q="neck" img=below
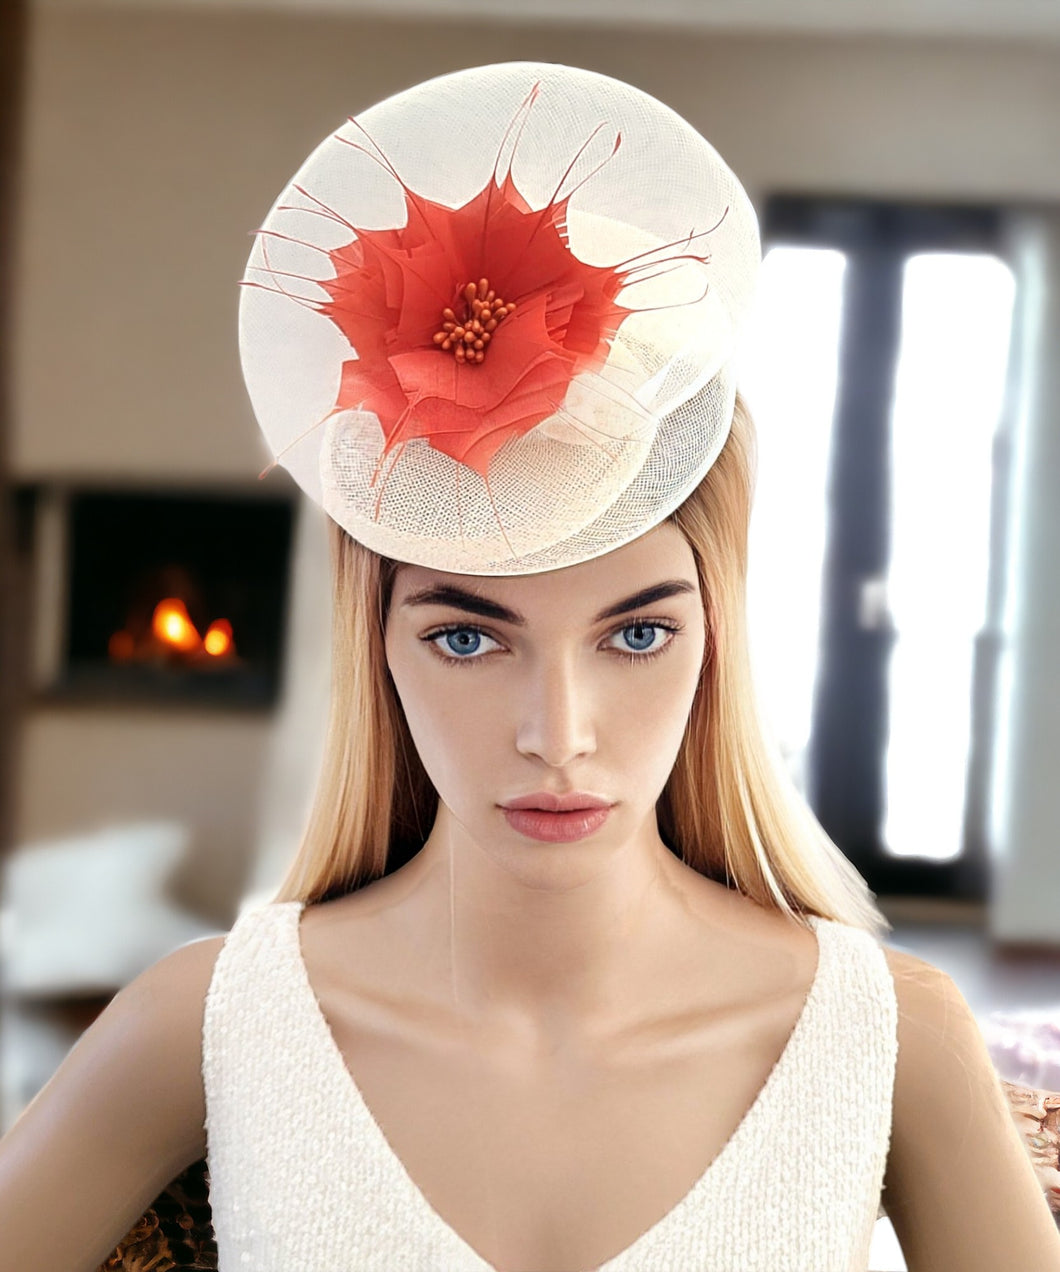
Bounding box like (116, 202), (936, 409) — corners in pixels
(385, 804), (729, 1045)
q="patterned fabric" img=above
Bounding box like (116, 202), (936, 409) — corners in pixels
(98, 1157), (217, 1271)
(1002, 1083), (1060, 1223)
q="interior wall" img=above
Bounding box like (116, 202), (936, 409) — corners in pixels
(15, 11), (1060, 482)
(12, 6), (1060, 922)
(1, 1), (30, 871)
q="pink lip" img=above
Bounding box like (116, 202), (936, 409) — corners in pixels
(502, 805), (613, 843)
(501, 791), (613, 812)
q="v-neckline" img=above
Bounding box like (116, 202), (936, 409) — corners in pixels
(283, 899), (829, 1272)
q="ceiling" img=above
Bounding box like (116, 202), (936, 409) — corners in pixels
(33, 0), (1060, 44)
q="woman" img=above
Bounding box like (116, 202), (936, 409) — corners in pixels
(1, 62), (1058, 1272)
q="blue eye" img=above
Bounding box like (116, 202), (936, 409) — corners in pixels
(605, 620), (684, 661)
(422, 618), (681, 666)
(620, 622), (662, 653)
(443, 629), (482, 657)
(426, 627), (503, 660)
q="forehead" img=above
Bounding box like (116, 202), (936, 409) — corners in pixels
(390, 522), (698, 614)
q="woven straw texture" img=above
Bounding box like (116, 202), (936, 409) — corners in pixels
(239, 62), (758, 574)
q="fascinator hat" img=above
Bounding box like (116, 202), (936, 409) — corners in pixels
(239, 62), (760, 576)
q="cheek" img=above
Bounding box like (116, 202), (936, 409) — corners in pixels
(612, 643), (703, 777)
(386, 643), (499, 794)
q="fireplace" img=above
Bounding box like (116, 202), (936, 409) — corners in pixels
(27, 486), (295, 708)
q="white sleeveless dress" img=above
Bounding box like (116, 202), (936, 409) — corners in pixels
(201, 900), (898, 1271)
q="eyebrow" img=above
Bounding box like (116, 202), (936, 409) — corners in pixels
(399, 578), (698, 626)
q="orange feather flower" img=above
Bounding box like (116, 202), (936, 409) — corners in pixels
(252, 85), (721, 483)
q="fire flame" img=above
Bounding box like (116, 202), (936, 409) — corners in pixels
(204, 618), (233, 657)
(108, 598), (238, 665)
(152, 599), (201, 653)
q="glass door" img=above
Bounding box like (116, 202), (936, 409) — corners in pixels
(743, 198), (1016, 900)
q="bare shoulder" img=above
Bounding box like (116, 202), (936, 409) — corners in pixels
(880, 941), (997, 1123)
(119, 932), (229, 1029)
(878, 942), (1060, 1270)
(0, 934), (229, 1272)
(21, 932), (228, 1165)
(880, 941), (944, 982)
(93, 931), (229, 1125)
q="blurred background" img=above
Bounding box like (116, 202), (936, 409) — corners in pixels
(1, 0), (1059, 1264)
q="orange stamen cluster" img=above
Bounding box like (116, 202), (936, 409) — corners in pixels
(433, 278), (516, 364)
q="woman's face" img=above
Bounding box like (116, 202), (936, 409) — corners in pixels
(384, 521), (707, 867)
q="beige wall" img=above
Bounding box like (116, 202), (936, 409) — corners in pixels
(15, 11), (1060, 481)
(12, 7), (1060, 919)
(14, 711), (269, 921)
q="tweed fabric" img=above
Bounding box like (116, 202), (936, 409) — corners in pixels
(202, 901), (897, 1271)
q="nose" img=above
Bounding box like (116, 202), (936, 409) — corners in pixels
(515, 652), (597, 768)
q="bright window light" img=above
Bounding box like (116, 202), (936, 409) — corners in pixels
(883, 253), (1015, 861)
(740, 246), (847, 791)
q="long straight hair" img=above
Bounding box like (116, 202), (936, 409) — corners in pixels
(273, 394), (891, 942)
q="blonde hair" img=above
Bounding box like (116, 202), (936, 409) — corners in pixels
(273, 393), (891, 942)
